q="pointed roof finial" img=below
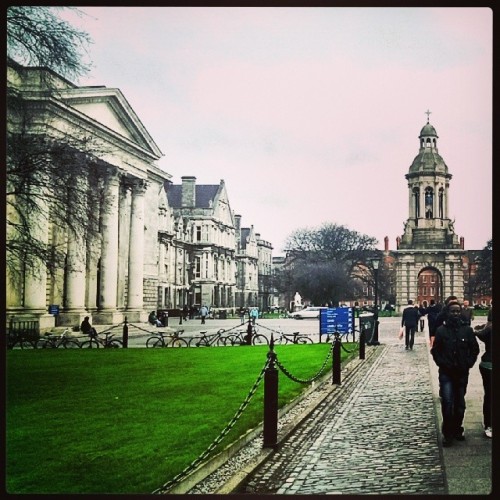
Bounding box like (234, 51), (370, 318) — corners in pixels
(425, 109), (432, 123)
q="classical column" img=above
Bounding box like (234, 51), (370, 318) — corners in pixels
(94, 169), (122, 324)
(58, 229), (87, 326)
(126, 179), (147, 321)
(23, 187), (54, 330)
(117, 183), (132, 310)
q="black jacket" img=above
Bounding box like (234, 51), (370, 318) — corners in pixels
(401, 306), (420, 328)
(431, 322), (479, 374)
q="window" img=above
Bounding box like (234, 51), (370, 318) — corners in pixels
(196, 226), (202, 242)
(195, 257), (201, 278)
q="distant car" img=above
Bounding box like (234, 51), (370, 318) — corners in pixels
(290, 306), (328, 319)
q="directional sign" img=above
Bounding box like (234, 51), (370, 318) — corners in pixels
(319, 307), (354, 335)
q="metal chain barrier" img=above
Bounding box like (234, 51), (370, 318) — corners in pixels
(275, 341), (335, 384)
(152, 358), (270, 494)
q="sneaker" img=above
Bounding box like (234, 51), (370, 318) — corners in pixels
(484, 427), (492, 438)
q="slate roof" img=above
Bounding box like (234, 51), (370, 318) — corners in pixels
(166, 184), (220, 209)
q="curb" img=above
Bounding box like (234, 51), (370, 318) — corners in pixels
(165, 345), (380, 494)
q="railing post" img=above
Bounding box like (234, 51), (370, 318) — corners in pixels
(122, 316), (129, 348)
(359, 327), (366, 360)
(246, 318), (253, 345)
(332, 334), (341, 385)
(179, 309), (182, 325)
(263, 334), (278, 449)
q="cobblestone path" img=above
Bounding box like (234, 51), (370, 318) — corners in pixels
(241, 343), (447, 495)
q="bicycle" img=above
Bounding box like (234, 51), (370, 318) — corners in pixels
(146, 330), (188, 348)
(225, 328), (269, 346)
(36, 329), (81, 349)
(188, 329), (228, 347)
(274, 330), (313, 345)
(7, 331), (38, 349)
(80, 330), (123, 348)
(325, 329), (357, 343)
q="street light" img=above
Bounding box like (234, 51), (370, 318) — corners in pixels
(367, 257), (381, 346)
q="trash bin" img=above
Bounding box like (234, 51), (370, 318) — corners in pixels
(359, 313), (374, 342)
(219, 310), (227, 319)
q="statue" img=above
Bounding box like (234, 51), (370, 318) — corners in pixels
(294, 292), (302, 310)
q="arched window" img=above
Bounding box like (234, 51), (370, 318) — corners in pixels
(425, 187), (433, 218)
(413, 187), (420, 218)
(438, 188), (444, 218)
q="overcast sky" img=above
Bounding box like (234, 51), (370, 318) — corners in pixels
(64, 6), (492, 254)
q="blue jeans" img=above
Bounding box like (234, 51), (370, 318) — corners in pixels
(438, 369), (469, 438)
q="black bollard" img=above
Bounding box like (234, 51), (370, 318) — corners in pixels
(246, 318), (253, 345)
(359, 327), (366, 360)
(122, 317), (129, 348)
(263, 334), (278, 449)
(179, 309), (182, 325)
(332, 334), (341, 385)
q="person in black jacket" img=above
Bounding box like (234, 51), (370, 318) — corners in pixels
(401, 299), (420, 350)
(431, 301), (480, 447)
(431, 295), (458, 346)
(474, 307), (492, 438)
(426, 299), (442, 347)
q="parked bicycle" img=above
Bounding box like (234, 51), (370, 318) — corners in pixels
(7, 331), (38, 349)
(225, 328), (269, 346)
(36, 329), (81, 349)
(146, 330), (188, 348)
(80, 330), (123, 348)
(325, 328), (357, 343)
(188, 329), (228, 347)
(273, 330), (313, 345)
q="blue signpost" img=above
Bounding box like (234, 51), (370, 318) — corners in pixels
(319, 307), (355, 342)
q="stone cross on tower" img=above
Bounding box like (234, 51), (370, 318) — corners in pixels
(425, 109), (432, 123)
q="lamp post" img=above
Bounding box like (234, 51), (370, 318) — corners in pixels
(367, 257), (380, 346)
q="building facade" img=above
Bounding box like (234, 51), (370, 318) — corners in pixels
(6, 61), (171, 330)
(394, 117), (465, 310)
(6, 62), (274, 331)
(165, 176), (238, 311)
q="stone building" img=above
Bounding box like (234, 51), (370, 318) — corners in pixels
(256, 234), (274, 311)
(6, 61), (171, 330)
(165, 176), (237, 310)
(6, 62), (276, 329)
(394, 116), (465, 310)
(234, 217), (259, 308)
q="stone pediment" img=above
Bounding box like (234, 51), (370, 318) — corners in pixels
(57, 87), (162, 158)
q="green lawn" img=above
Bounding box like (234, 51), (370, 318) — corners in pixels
(6, 343), (355, 494)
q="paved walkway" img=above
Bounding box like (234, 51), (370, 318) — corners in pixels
(239, 321), (492, 495)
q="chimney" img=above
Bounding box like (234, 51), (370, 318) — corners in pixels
(181, 176), (196, 208)
(234, 214), (242, 232)
(460, 237), (465, 249)
(384, 236), (389, 252)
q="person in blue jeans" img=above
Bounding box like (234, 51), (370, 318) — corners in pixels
(401, 299), (420, 350)
(431, 301), (479, 447)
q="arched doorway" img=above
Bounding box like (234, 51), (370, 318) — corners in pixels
(417, 268), (442, 306)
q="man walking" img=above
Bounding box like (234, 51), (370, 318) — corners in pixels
(200, 305), (208, 324)
(401, 299), (420, 350)
(431, 301), (479, 446)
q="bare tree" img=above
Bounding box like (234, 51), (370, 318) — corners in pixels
(6, 8), (110, 281)
(472, 239), (492, 298)
(283, 223), (378, 305)
(7, 6), (92, 80)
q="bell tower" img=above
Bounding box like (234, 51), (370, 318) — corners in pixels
(399, 110), (460, 249)
(395, 112), (465, 310)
